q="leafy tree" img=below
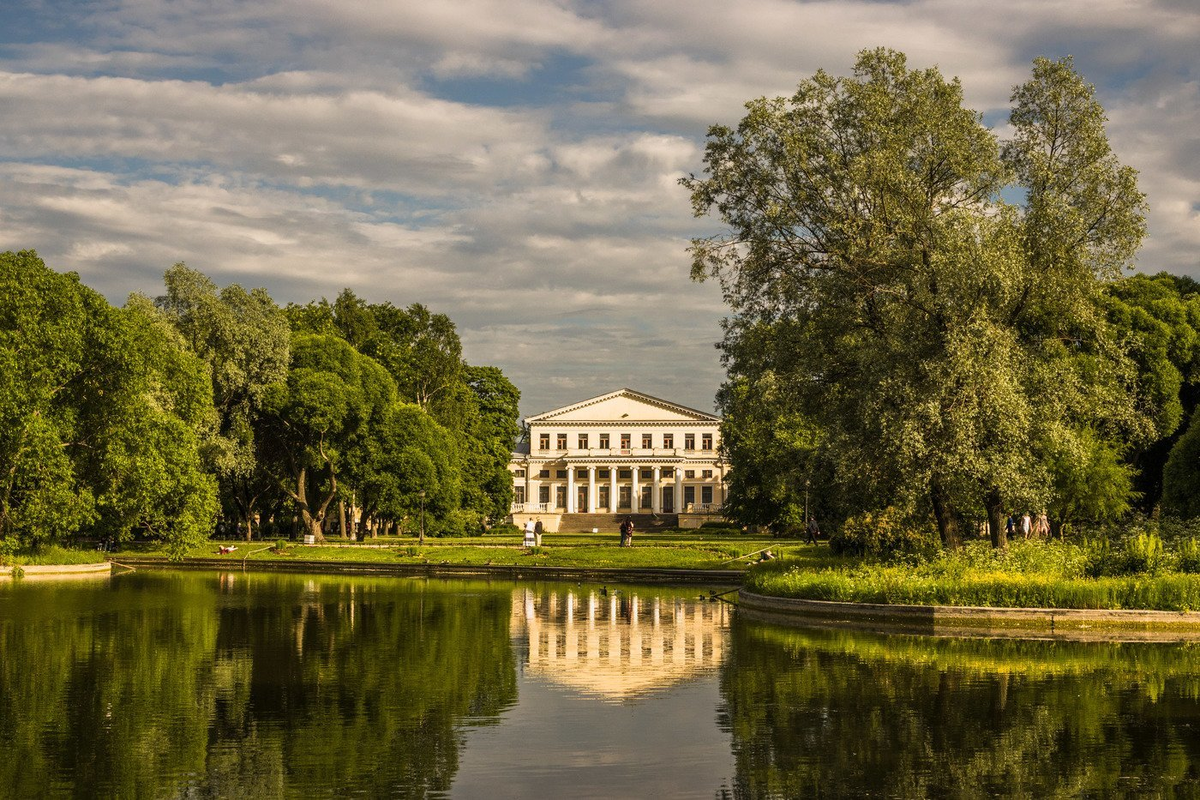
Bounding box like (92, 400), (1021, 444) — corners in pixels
(262, 334), (395, 542)
(349, 403), (462, 536)
(684, 50), (1149, 548)
(156, 264), (290, 540)
(717, 373), (821, 531)
(0, 251), (218, 556)
(1103, 273), (1200, 510)
(462, 365), (521, 521)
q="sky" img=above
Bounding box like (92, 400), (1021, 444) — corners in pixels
(1, 1), (1198, 419)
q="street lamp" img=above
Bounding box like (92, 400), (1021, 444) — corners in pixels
(804, 478), (810, 531)
(419, 490), (426, 545)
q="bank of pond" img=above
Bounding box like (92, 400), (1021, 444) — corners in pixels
(2, 570), (1200, 797)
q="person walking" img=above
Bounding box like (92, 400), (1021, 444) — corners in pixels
(805, 516), (820, 545)
(1019, 512), (1032, 540)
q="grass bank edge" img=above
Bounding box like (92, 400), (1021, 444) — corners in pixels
(748, 553), (1200, 611)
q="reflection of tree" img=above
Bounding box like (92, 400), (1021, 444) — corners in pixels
(721, 619), (1200, 798)
(0, 573), (517, 796)
(0, 573), (219, 797)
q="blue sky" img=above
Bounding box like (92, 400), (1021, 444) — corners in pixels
(1, 0), (1197, 418)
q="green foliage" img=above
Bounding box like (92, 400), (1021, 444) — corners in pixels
(156, 263), (290, 535)
(1176, 538), (1200, 574)
(1162, 412), (1200, 518)
(488, 523), (520, 536)
(0, 251), (218, 556)
(685, 50), (1149, 548)
(430, 509), (484, 538)
(829, 507), (939, 558)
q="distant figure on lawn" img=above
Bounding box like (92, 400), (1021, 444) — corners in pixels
(523, 519), (537, 547)
(620, 517), (635, 547)
(805, 517), (820, 544)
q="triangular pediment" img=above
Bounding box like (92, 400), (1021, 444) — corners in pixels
(527, 389), (718, 423)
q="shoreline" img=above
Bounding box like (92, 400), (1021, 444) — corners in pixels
(106, 556), (746, 585)
(738, 589), (1200, 641)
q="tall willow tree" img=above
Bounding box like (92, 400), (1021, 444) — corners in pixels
(685, 50), (1148, 547)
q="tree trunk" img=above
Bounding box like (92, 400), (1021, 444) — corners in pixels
(243, 515), (253, 543)
(930, 482), (961, 549)
(985, 487), (1007, 549)
(338, 499), (348, 540)
(292, 466), (327, 543)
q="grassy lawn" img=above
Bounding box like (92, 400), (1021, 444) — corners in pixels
(747, 540), (1200, 611)
(105, 531), (824, 571)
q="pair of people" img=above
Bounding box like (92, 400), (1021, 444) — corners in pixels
(522, 519), (543, 547)
(619, 517), (635, 547)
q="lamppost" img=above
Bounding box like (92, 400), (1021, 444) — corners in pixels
(419, 490), (426, 545)
(804, 478), (810, 530)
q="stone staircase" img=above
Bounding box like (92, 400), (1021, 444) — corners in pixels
(556, 513), (679, 533)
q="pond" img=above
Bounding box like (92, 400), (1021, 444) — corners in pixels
(1, 571), (1199, 797)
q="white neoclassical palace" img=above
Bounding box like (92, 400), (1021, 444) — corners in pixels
(509, 388), (726, 526)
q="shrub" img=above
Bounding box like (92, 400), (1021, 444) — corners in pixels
(1177, 538), (1200, 574)
(0, 538), (16, 566)
(1122, 532), (1167, 575)
(829, 508), (939, 558)
(699, 521), (740, 531)
(489, 523), (521, 536)
(431, 509), (486, 537)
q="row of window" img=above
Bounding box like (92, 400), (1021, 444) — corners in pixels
(536, 432), (713, 452)
(513, 484), (715, 507)
(514, 467), (714, 480)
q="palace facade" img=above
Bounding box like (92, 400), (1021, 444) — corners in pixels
(509, 388), (726, 525)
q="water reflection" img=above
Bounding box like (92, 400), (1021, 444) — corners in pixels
(511, 587), (731, 702)
(721, 616), (1200, 798)
(0, 572), (518, 797)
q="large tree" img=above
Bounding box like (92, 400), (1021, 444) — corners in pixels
(156, 264), (290, 540)
(0, 251), (218, 556)
(261, 334), (395, 542)
(685, 50), (1149, 547)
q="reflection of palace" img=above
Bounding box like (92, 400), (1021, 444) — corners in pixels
(511, 587), (731, 701)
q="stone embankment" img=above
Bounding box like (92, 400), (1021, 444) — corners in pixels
(1, 562), (112, 579)
(738, 590), (1200, 641)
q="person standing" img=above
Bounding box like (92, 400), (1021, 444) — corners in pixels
(1034, 511), (1050, 539)
(805, 516), (820, 544)
(1019, 512), (1032, 539)
(523, 518), (537, 547)
(620, 517), (634, 547)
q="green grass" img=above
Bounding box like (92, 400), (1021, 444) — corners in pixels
(109, 531), (809, 571)
(4, 545), (113, 566)
(747, 540), (1200, 611)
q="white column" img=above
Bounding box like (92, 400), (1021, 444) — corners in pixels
(567, 467), (576, 513)
(609, 466), (618, 513)
(675, 468), (683, 512)
(631, 467), (640, 512)
(652, 466), (661, 513)
(587, 465), (597, 513)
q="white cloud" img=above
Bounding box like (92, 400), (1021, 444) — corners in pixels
(1, 0), (1198, 415)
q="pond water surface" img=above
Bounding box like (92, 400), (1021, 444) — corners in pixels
(2, 571), (1200, 797)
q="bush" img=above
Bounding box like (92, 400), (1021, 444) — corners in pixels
(1177, 538), (1200, 574)
(1083, 532), (1168, 577)
(699, 521), (740, 531)
(488, 523), (520, 536)
(0, 538), (17, 566)
(829, 507), (939, 558)
(431, 509), (486, 537)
